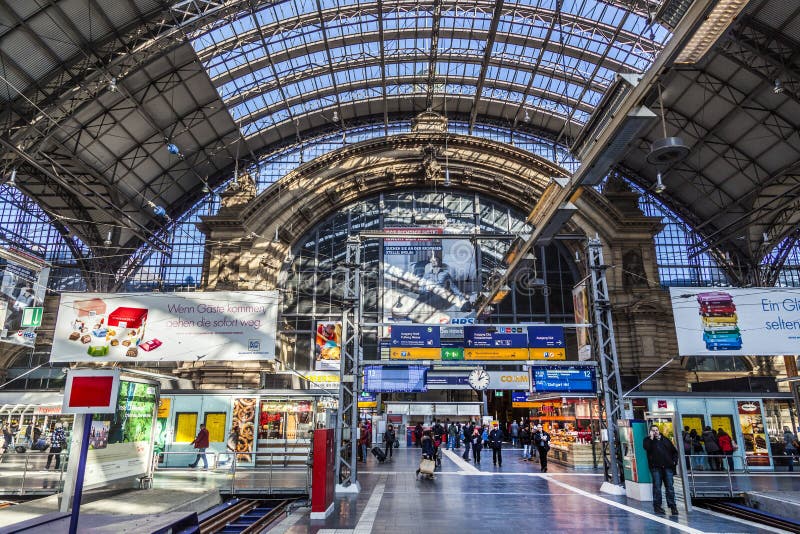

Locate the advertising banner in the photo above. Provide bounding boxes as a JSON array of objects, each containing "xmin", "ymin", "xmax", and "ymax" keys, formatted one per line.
[
  {"xmin": 572, "ymin": 280, "xmax": 592, "ymax": 361},
  {"xmin": 669, "ymin": 287, "xmax": 800, "ymax": 356},
  {"xmin": 0, "ymin": 254, "xmax": 49, "ymax": 347},
  {"xmin": 83, "ymin": 379, "xmax": 157, "ymax": 487},
  {"xmin": 737, "ymin": 400, "xmax": 770, "ymax": 467},
  {"xmin": 315, "ymin": 321, "xmax": 341, "ymax": 370},
  {"xmin": 382, "ymin": 227, "xmax": 478, "ymax": 324},
  {"xmin": 51, "ymin": 291, "xmax": 278, "ymax": 362},
  {"xmin": 486, "ymin": 370, "xmax": 530, "ymax": 390}
]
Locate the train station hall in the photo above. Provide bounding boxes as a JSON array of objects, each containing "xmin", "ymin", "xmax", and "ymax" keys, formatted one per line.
[{"xmin": 1, "ymin": 0, "xmax": 800, "ymax": 532}]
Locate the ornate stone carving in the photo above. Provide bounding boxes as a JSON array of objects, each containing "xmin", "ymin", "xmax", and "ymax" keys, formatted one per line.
[
  {"xmin": 421, "ymin": 145, "xmax": 442, "ymax": 182},
  {"xmin": 622, "ymin": 248, "xmax": 648, "ymax": 288},
  {"xmin": 220, "ymin": 172, "xmax": 257, "ymax": 209}
]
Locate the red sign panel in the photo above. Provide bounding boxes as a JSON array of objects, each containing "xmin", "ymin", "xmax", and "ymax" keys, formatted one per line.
[{"xmin": 68, "ymin": 376, "xmax": 114, "ymax": 408}]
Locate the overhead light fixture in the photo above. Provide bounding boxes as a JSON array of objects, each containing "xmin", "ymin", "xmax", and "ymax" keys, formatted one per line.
[
  {"xmin": 103, "ymin": 230, "xmax": 113, "ymax": 247},
  {"xmin": 490, "ymin": 285, "xmax": 512, "ymax": 304},
  {"xmin": 763, "ymin": 232, "xmax": 770, "ymax": 244},
  {"xmin": 654, "ymin": 172, "xmax": 667, "ymax": 194},
  {"xmin": 108, "ymin": 77, "xmax": 118, "ymax": 92},
  {"xmin": 524, "ymin": 110, "xmax": 530, "ymax": 123},
  {"xmin": 273, "ymin": 227, "xmax": 280, "ymax": 244},
  {"xmin": 443, "ymin": 168, "xmax": 451, "ymax": 187},
  {"xmin": 774, "ymin": 79, "xmax": 784, "ymax": 94},
  {"xmin": 6, "ymin": 168, "xmax": 16, "ymax": 188},
  {"xmin": 332, "ymin": 110, "xmax": 339, "ymax": 122},
  {"xmin": 166, "ymin": 143, "xmax": 180, "ymax": 155},
  {"xmin": 674, "ymin": 0, "xmax": 749, "ymax": 64}
]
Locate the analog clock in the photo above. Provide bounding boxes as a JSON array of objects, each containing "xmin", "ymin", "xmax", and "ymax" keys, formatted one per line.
[{"xmin": 468, "ymin": 368, "xmax": 490, "ymax": 391}]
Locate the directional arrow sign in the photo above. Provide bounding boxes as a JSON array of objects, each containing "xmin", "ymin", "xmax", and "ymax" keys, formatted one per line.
[{"xmin": 527, "ymin": 325, "xmax": 565, "ymax": 348}]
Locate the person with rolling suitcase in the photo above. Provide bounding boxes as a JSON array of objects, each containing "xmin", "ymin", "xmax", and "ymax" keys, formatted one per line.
[
  {"xmin": 416, "ymin": 430, "xmax": 436, "ymax": 479},
  {"xmin": 383, "ymin": 424, "xmax": 396, "ymax": 460}
]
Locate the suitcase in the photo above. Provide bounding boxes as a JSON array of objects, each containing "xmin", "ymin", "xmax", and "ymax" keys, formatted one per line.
[
  {"xmin": 419, "ymin": 458, "xmax": 436, "ymax": 476},
  {"xmin": 371, "ymin": 446, "xmax": 387, "ymax": 463}
]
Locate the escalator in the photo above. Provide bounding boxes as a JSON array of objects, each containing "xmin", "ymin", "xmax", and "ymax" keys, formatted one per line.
[
  {"xmin": 197, "ymin": 497, "xmax": 295, "ymax": 534},
  {"xmin": 695, "ymin": 499, "xmax": 800, "ymax": 533}
]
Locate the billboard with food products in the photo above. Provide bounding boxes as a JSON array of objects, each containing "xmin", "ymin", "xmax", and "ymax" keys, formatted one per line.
[{"xmin": 51, "ymin": 291, "xmax": 278, "ymax": 362}]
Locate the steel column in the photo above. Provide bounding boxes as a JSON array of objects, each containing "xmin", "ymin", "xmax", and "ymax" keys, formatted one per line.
[{"xmin": 587, "ymin": 237, "xmax": 624, "ymax": 486}]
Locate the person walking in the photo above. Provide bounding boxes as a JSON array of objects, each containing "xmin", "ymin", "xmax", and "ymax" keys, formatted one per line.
[
  {"xmin": 643, "ymin": 424, "xmax": 679, "ymax": 515},
  {"xmin": 226, "ymin": 422, "xmax": 240, "ymax": 470},
  {"xmin": 520, "ymin": 424, "xmax": 532, "ymax": 460},
  {"xmin": 358, "ymin": 421, "xmax": 369, "ymax": 462},
  {"xmin": 462, "ymin": 421, "xmax": 473, "ymax": 461},
  {"xmin": 533, "ymin": 425, "xmax": 551, "ymax": 472},
  {"xmin": 488, "ymin": 423, "xmax": 503, "ymax": 467},
  {"xmin": 702, "ymin": 426, "xmax": 721, "ymax": 470},
  {"xmin": 384, "ymin": 424, "xmax": 396, "ymax": 460},
  {"xmin": 414, "ymin": 422, "xmax": 423, "ymax": 448},
  {"xmin": 188, "ymin": 423, "xmax": 210, "ymax": 469},
  {"xmin": 784, "ymin": 426, "xmax": 798, "ymax": 472},
  {"xmin": 716, "ymin": 428, "xmax": 735, "ymax": 471},
  {"xmin": 45, "ymin": 423, "xmax": 66, "ymax": 470},
  {"xmin": 510, "ymin": 420, "xmax": 520, "ymax": 448},
  {"xmin": 682, "ymin": 426, "xmax": 693, "ymax": 470},
  {"xmin": 471, "ymin": 427, "xmax": 482, "ymax": 464},
  {"xmin": 433, "ymin": 420, "xmax": 445, "ymax": 446},
  {"xmin": 447, "ymin": 421, "xmax": 458, "ymax": 450}
]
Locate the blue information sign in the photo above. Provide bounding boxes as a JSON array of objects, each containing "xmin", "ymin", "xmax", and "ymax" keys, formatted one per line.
[
  {"xmin": 426, "ymin": 374, "xmax": 470, "ymax": 386},
  {"xmin": 527, "ymin": 326, "xmax": 566, "ymax": 349},
  {"xmin": 531, "ymin": 366, "xmax": 596, "ymax": 393},
  {"xmin": 464, "ymin": 325, "xmax": 528, "ymax": 348},
  {"xmin": 390, "ymin": 325, "xmax": 441, "ymax": 348},
  {"xmin": 363, "ymin": 365, "xmax": 428, "ymax": 393}
]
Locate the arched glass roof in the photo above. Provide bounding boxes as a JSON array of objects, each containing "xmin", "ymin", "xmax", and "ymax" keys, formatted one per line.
[{"xmin": 190, "ymin": 0, "xmax": 670, "ymax": 144}]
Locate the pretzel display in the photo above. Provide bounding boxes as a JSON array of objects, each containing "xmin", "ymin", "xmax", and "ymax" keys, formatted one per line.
[{"xmin": 232, "ymin": 397, "xmax": 257, "ymax": 461}]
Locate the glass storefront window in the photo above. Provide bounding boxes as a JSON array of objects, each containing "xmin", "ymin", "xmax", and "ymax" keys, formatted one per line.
[
  {"xmin": 258, "ymin": 399, "xmax": 315, "ymax": 441},
  {"xmin": 764, "ymin": 399, "xmax": 797, "ymax": 457}
]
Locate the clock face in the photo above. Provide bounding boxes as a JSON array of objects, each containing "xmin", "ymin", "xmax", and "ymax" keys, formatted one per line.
[{"xmin": 468, "ymin": 369, "xmax": 490, "ymax": 390}]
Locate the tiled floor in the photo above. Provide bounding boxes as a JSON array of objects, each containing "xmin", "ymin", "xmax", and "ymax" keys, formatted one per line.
[{"xmin": 277, "ymin": 446, "xmax": 791, "ymax": 533}]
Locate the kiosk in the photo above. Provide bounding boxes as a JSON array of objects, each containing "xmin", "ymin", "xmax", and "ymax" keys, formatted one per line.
[{"xmin": 618, "ymin": 419, "xmax": 652, "ymax": 501}]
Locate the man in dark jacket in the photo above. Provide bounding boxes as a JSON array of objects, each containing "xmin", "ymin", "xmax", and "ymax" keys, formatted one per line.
[
  {"xmin": 462, "ymin": 421, "xmax": 473, "ymax": 461},
  {"xmin": 488, "ymin": 423, "xmax": 503, "ymax": 467},
  {"xmin": 533, "ymin": 425, "xmax": 551, "ymax": 472},
  {"xmin": 383, "ymin": 424, "xmax": 396, "ymax": 460},
  {"xmin": 189, "ymin": 423, "xmax": 210, "ymax": 469},
  {"xmin": 643, "ymin": 424, "xmax": 679, "ymax": 515}
]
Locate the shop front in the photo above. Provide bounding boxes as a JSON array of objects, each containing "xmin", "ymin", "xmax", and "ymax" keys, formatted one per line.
[
  {"xmin": 631, "ymin": 393, "xmax": 796, "ymax": 470},
  {"xmin": 513, "ymin": 393, "xmax": 600, "ymax": 468}
]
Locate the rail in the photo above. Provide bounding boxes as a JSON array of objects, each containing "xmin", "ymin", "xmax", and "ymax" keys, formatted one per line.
[
  {"xmin": 0, "ymin": 449, "xmax": 67, "ymax": 496},
  {"xmin": 153, "ymin": 451, "xmax": 310, "ymax": 496},
  {"xmin": 685, "ymin": 453, "xmax": 800, "ymax": 498}
]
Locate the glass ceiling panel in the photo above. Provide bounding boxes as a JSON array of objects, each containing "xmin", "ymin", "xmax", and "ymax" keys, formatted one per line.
[{"xmin": 192, "ymin": 0, "xmax": 670, "ymax": 142}]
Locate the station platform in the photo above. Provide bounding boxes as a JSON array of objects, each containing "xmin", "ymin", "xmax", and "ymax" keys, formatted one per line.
[{"xmin": 272, "ymin": 447, "xmax": 795, "ymax": 534}]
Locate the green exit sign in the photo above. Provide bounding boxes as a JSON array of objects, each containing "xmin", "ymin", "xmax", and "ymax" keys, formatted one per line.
[
  {"xmin": 21, "ymin": 307, "xmax": 43, "ymax": 328},
  {"xmin": 495, "ymin": 391, "xmax": 504, "ymax": 397}
]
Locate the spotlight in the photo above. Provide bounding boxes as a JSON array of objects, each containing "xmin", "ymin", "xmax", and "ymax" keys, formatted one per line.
[
  {"xmin": 166, "ymin": 143, "xmax": 180, "ymax": 155},
  {"xmin": 108, "ymin": 77, "xmax": 118, "ymax": 92},
  {"xmin": 774, "ymin": 79, "xmax": 784, "ymax": 94},
  {"xmin": 153, "ymin": 204, "xmax": 167, "ymax": 217},
  {"xmin": 654, "ymin": 172, "xmax": 666, "ymax": 194},
  {"xmin": 332, "ymin": 110, "xmax": 339, "ymax": 122},
  {"xmin": 524, "ymin": 110, "xmax": 530, "ymax": 122},
  {"xmin": 6, "ymin": 168, "xmax": 16, "ymax": 188},
  {"xmin": 103, "ymin": 230, "xmax": 112, "ymax": 247}
]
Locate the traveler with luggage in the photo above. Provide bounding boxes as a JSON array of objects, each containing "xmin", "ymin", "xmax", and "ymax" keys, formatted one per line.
[
  {"xmin": 416, "ymin": 430, "xmax": 437, "ymax": 479},
  {"xmin": 383, "ymin": 424, "xmax": 396, "ymax": 460},
  {"xmin": 533, "ymin": 425, "xmax": 551, "ymax": 472},
  {"xmin": 358, "ymin": 421, "xmax": 369, "ymax": 462}
]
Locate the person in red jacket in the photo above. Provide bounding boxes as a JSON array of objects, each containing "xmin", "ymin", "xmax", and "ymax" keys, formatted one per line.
[
  {"xmin": 717, "ymin": 428, "xmax": 735, "ymax": 471},
  {"xmin": 189, "ymin": 423, "xmax": 210, "ymax": 469}
]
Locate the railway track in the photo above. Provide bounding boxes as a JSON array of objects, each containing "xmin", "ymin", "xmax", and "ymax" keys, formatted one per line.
[
  {"xmin": 697, "ymin": 500, "xmax": 800, "ymax": 533},
  {"xmin": 198, "ymin": 498, "xmax": 292, "ymax": 534}
]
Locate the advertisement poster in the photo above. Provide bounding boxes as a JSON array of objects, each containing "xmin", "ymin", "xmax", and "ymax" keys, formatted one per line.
[
  {"xmin": 315, "ymin": 321, "xmax": 342, "ymax": 370},
  {"xmin": 0, "ymin": 255, "xmax": 49, "ymax": 347},
  {"xmin": 737, "ymin": 400, "xmax": 771, "ymax": 466},
  {"xmin": 231, "ymin": 398, "xmax": 256, "ymax": 462},
  {"xmin": 572, "ymin": 280, "xmax": 592, "ymax": 360},
  {"xmin": 382, "ymin": 227, "xmax": 478, "ymax": 324},
  {"xmin": 51, "ymin": 291, "xmax": 278, "ymax": 362},
  {"xmin": 84, "ymin": 380, "xmax": 157, "ymax": 487},
  {"xmin": 669, "ymin": 287, "xmax": 800, "ymax": 356}
]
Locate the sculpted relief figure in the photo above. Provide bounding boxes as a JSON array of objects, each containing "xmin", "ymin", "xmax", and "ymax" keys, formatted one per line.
[{"xmin": 220, "ymin": 172, "xmax": 257, "ymax": 208}]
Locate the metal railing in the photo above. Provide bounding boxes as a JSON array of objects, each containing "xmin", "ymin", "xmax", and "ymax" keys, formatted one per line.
[
  {"xmin": 684, "ymin": 453, "xmax": 800, "ymax": 498},
  {"xmin": 153, "ymin": 451, "xmax": 310, "ymax": 496},
  {"xmin": 0, "ymin": 450, "xmax": 68, "ymax": 496}
]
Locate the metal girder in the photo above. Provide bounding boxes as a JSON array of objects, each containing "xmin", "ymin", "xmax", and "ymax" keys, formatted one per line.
[
  {"xmin": 425, "ymin": 0, "xmax": 443, "ymax": 111},
  {"xmin": 195, "ymin": 1, "xmax": 661, "ymax": 65},
  {"xmin": 717, "ymin": 16, "xmax": 800, "ymax": 106},
  {"xmin": 762, "ymin": 228, "xmax": 800, "ymax": 286},
  {"xmin": 587, "ymin": 237, "xmax": 624, "ymax": 486},
  {"xmin": 335, "ymin": 235, "xmax": 361, "ymax": 491},
  {"xmin": 377, "ymin": 0, "xmax": 389, "ymax": 135},
  {"xmin": 314, "ymin": 0, "xmax": 346, "ymax": 130},
  {"xmin": 467, "ymin": 0, "xmax": 504, "ymax": 133}
]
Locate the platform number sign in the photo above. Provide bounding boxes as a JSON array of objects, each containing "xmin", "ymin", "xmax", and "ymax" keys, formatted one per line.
[{"xmin": 21, "ymin": 307, "xmax": 43, "ymax": 328}]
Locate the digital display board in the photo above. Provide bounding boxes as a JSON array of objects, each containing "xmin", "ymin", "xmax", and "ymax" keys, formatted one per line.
[
  {"xmin": 531, "ymin": 366, "xmax": 596, "ymax": 393},
  {"xmin": 363, "ymin": 365, "xmax": 428, "ymax": 393}
]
